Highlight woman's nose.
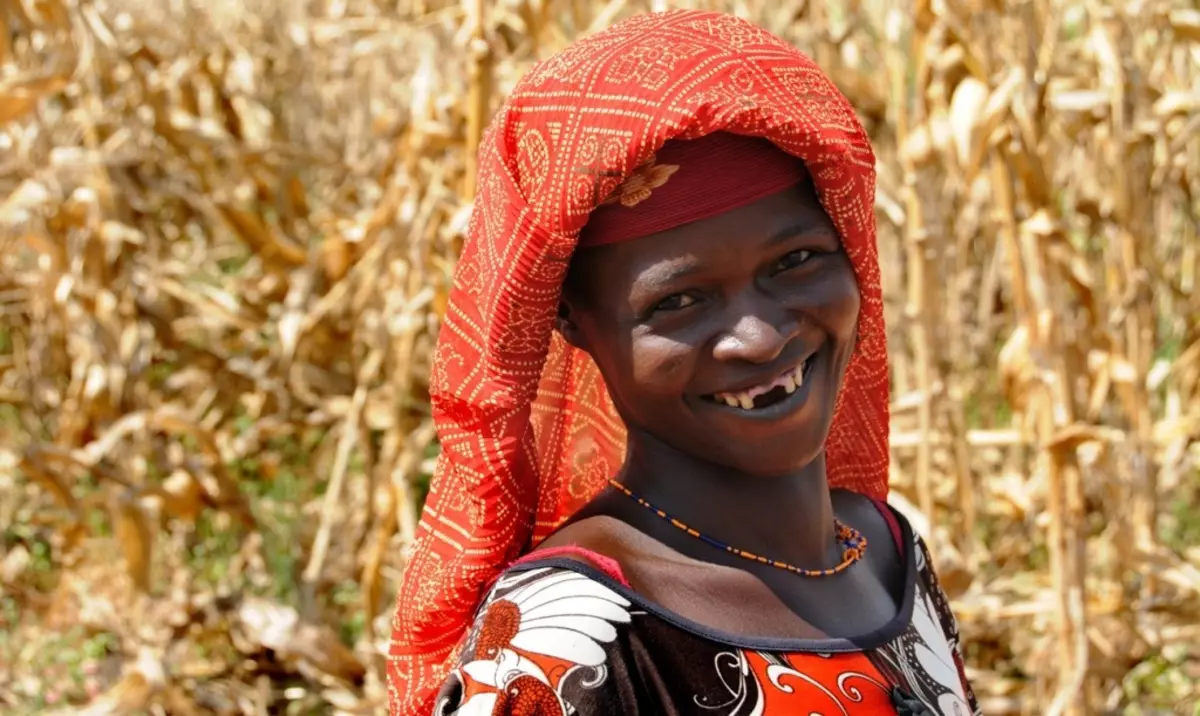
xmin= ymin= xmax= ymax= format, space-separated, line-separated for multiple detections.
xmin=711 ymin=300 xmax=800 ymax=364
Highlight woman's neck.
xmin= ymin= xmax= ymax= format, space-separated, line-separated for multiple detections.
xmin=616 ymin=429 xmax=838 ymax=570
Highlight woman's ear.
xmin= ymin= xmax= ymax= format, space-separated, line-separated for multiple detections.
xmin=557 ymin=298 xmax=587 ymax=351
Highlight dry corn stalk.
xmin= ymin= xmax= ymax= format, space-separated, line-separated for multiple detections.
xmin=1 ymin=0 xmax=1197 ymax=713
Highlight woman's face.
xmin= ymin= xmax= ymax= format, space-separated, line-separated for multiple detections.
xmin=561 ymin=182 xmax=861 ymax=477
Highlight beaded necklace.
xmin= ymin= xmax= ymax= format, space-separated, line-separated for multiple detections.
xmin=607 ymin=479 xmax=868 ymax=577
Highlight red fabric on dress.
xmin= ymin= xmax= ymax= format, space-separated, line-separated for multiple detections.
xmin=872 ymin=498 xmax=904 ymax=560
xmin=387 ymin=10 xmax=890 ymax=715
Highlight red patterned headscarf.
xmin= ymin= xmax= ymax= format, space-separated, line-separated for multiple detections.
xmin=388 ymin=10 xmax=888 ymax=714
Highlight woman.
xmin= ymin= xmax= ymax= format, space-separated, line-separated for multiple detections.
xmin=389 ymin=10 xmax=978 ymax=715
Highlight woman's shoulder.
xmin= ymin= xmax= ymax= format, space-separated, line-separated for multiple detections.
xmin=435 ymin=562 xmax=635 ymax=715
xmin=530 ymin=513 xmax=654 ymax=569
xmin=476 ymin=560 xmax=635 ymax=627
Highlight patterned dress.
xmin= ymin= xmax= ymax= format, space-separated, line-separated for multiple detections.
xmin=432 ymin=509 xmax=980 ymax=715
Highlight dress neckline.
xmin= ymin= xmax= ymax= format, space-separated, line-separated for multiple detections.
xmin=506 ymin=506 xmax=920 ymax=653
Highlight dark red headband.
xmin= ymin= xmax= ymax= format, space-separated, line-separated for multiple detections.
xmin=579 ymin=132 xmax=810 ymax=247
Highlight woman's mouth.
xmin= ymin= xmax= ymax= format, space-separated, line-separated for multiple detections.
xmin=704 ymin=356 xmax=817 ymax=411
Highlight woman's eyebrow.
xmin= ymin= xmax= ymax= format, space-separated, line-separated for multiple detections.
xmin=765 ymin=219 xmax=836 ymax=246
xmin=634 ymin=258 xmax=702 ymax=288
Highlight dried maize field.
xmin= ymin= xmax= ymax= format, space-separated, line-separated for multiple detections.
xmin=1 ymin=0 xmax=1198 ymax=713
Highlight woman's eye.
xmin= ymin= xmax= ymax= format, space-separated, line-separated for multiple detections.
xmin=774 ymin=249 xmax=814 ymax=272
xmin=652 ymin=293 xmax=698 ymax=312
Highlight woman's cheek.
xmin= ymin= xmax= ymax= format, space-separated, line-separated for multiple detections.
xmin=789 ymin=269 xmax=860 ymax=336
xmin=631 ymin=336 xmax=693 ymax=392
xmin=830 ymin=283 xmax=861 ymax=334
xmin=836 ymin=277 xmax=862 ymax=335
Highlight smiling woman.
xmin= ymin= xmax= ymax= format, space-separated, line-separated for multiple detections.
xmin=388 ymin=10 xmax=979 ymax=716
xmin=560 ymin=145 xmax=860 ymax=478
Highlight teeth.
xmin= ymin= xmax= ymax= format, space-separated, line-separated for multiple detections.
xmin=712 ymin=358 xmax=810 ymax=410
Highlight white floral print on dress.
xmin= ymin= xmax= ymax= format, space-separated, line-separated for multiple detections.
xmin=446 ymin=568 xmax=632 ymax=716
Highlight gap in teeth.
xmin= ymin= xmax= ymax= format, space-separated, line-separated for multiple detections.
xmin=715 ymin=359 xmax=808 ymax=409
